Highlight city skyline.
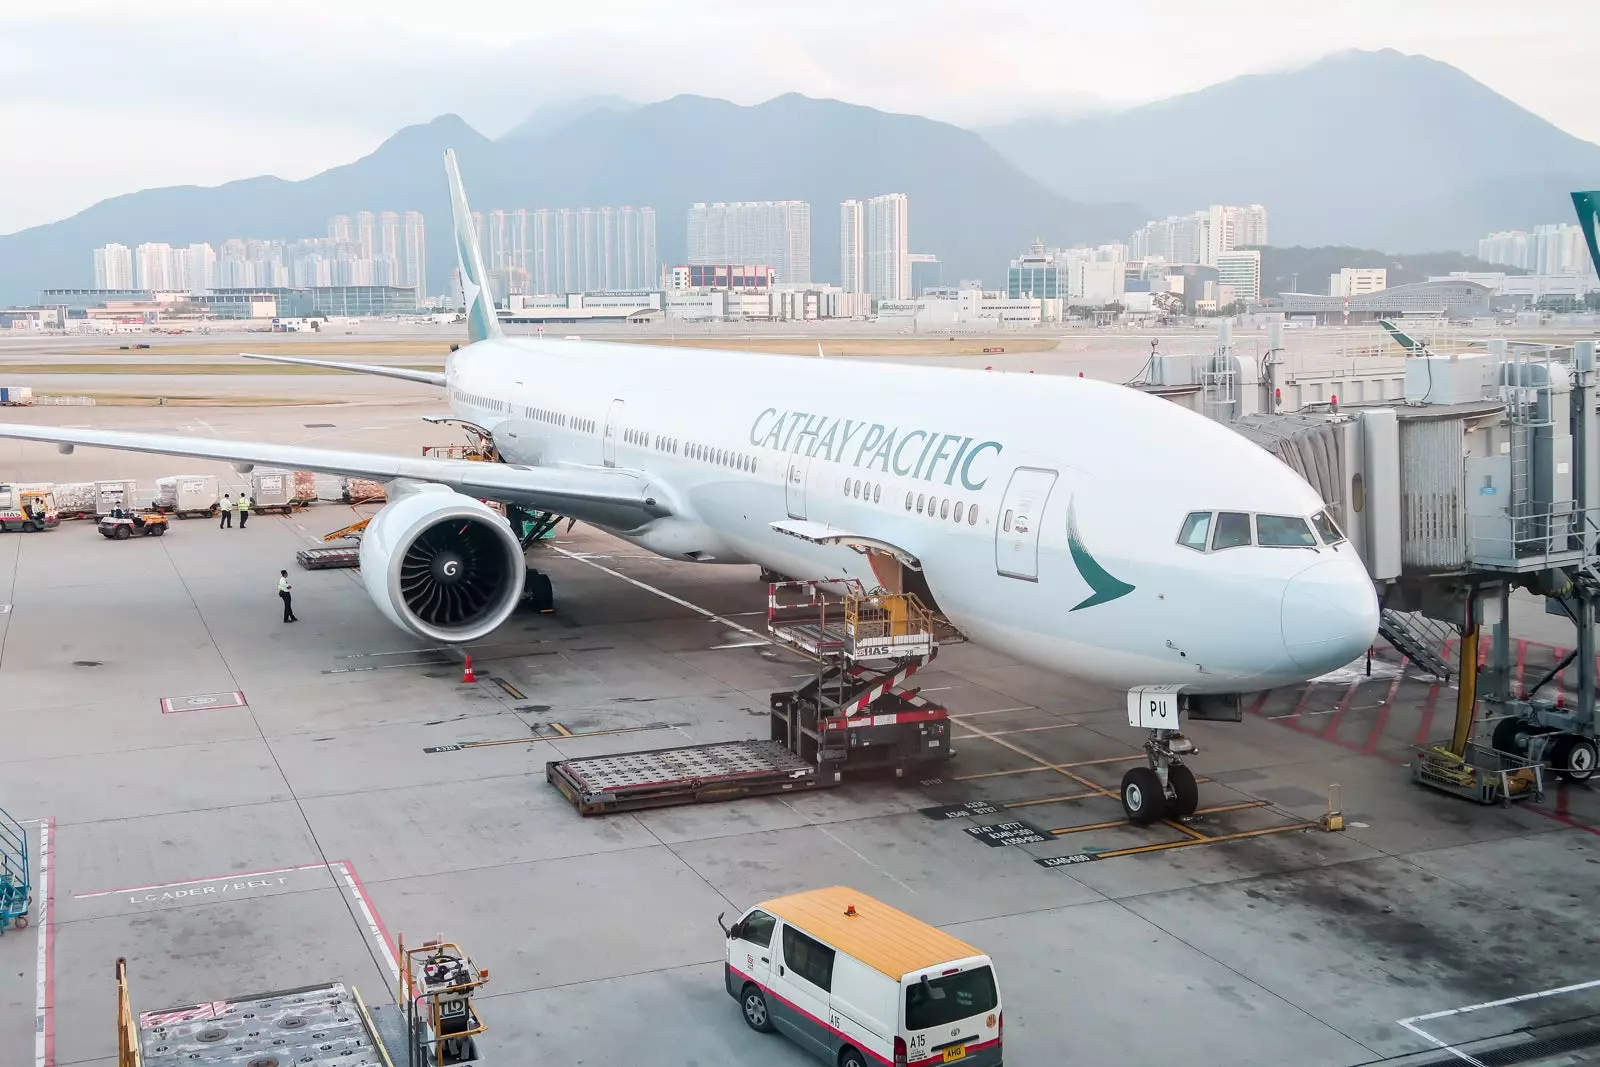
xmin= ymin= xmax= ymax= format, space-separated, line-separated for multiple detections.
xmin=474 ymin=205 xmax=658 ymax=296
xmin=687 ymin=202 xmax=811 ymax=286
xmin=91 ymin=209 xmax=427 ymax=296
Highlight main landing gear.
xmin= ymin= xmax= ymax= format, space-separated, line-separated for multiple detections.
xmin=1120 ymin=730 xmax=1200 ymax=825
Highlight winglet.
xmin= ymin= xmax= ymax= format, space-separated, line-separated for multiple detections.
xmin=443 ymin=149 xmax=502 ymax=345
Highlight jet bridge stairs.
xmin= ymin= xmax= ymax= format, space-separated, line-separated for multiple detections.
xmin=547 ymin=580 xmax=954 ymax=815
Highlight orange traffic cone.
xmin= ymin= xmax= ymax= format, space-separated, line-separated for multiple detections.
xmin=461 ymin=655 xmax=477 ymax=684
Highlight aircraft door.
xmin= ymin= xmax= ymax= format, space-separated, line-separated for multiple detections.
xmin=602 ymin=398 xmax=623 ymax=467
xmin=785 ymin=454 xmax=810 ymax=520
xmin=995 ymin=467 xmax=1058 ymax=581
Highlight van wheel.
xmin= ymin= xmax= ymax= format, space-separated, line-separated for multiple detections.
xmin=741 ymin=985 xmax=775 ymax=1033
xmin=840 ymin=1048 xmax=868 ymax=1067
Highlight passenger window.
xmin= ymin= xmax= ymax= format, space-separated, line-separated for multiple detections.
xmin=1256 ymin=514 xmax=1318 ymax=548
xmin=872 ymin=485 xmax=880 ymax=504
xmin=916 ymin=494 xmax=926 ymax=514
xmin=1212 ymin=512 xmax=1252 ymax=550
xmin=969 ymin=505 xmax=978 ymax=525
xmin=954 ymin=502 xmax=963 ymax=522
xmin=739 ymin=910 xmax=777 ymax=948
xmin=1002 ymin=509 xmax=1013 ymax=532
xmin=780 ymin=925 xmax=835 ymax=992
xmin=905 ymin=492 xmax=914 ymax=511
xmin=940 ymin=499 xmax=950 ymax=520
xmin=1311 ymin=509 xmax=1345 ymax=545
xmin=1177 ymin=512 xmax=1211 ymax=551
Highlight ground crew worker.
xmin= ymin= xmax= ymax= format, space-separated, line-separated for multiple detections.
xmin=278 ymin=569 xmax=298 ymax=623
xmin=220 ymin=493 xmax=233 ymax=528
xmin=237 ymin=491 xmax=250 ymax=529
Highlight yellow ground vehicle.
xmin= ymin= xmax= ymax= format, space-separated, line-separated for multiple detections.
xmin=98 ymin=510 xmax=168 ymax=539
xmin=0 ymin=484 xmax=59 ymax=531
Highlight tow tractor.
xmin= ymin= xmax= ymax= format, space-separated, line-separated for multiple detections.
xmin=98 ymin=509 xmax=168 ymax=539
xmin=548 ymin=579 xmax=952 ymax=815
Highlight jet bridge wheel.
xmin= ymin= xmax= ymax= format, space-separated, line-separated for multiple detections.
xmin=1553 ymin=735 xmax=1599 ymax=783
xmin=1120 ymin=767 xmax=1167 ymax=825
xmin=1167 ymin=763 xmax=1200 ymax=817
xmin=1491 ymin=717 xmax=1530 ymax=756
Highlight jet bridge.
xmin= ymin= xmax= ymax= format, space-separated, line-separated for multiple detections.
xmin=546 ymin=580 xmax=952 ymax=815
xmin=1227 ymin=329 xmax=1600 ymax=803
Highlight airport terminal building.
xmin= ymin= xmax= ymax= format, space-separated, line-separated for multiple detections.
xmin=1266 ymin=278 xmax=1493 ymax=324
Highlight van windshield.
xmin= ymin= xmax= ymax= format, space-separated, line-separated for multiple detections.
xmin=905 ymin=966 xmax=998 ymax=1032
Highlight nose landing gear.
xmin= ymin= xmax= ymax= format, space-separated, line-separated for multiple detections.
xmin=1120 ymin=729 xmax=1200 ymax=825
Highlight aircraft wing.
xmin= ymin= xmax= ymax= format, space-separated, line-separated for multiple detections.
xmin=241 ymin=352 xmax=447 ymax=387
xmin=0 ymin=423 xmax=669 ymax=524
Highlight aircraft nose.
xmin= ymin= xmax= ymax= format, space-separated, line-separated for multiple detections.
xmin=1280 ymin=558 xmax=1380 ymax=673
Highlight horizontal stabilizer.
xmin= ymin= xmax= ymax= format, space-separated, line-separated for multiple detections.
xmin=241 ymin=352 xmax=446 ymax=387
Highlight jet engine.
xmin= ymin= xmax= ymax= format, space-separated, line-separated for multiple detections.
xmin=358 ymin=484 xmax=525 ymax=643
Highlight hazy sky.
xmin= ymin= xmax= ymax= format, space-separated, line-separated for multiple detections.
xmin=2 ymin=0 xmax=1595 ymax=234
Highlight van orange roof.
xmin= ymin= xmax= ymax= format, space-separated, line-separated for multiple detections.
xmin=759 ymin=886 xmax=984 ymax=980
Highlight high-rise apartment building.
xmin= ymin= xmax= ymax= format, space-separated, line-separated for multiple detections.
xmin=473 ymin=205 xmax=656 ymax=294
xmin=864 ymin=194 xmax=910 ymax=301
xmin=687 ymin=201 xmax=811 ymax=284
xmin=92 ymin=243 xmax=134 ymax=289
xmin=1478 ymin=224 xmax=1596 ymax=276
xmin=840 ymin=200 xmax=865 ymax=295
xmin=1130 ymin=204 xmax=1267 ymax=266
xmin=1216 ymin=250 xmax=1262 ymax=304
xmin=402 ymin=211 xmax=427 ymax=297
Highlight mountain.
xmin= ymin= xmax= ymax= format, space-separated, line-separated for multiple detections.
xmin=500 ymin=95 xmax=636 ymax=141
xmin=981 ymin=49 xmax=1600 ymax=253
xmin=0 ymin=95 xmax=1143 ymax=306
xmin=1250 ymin=246 xmax=1524 ymax=298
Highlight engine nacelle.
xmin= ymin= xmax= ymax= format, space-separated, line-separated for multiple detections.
xmin=359 ymin=485 xmax=525 ymax=643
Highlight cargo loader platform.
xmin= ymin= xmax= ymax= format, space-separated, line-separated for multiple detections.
xmin=548 ymin=580 xmax=953 ymax=816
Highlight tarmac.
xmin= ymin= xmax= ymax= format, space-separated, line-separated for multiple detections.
xmin=1 ymin=358 xmax=1600 ymax=1065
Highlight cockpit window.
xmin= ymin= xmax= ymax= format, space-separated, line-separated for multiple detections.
xmin=1211 ymin=512 xmax=1252 ymax=550
xmin=1177 ymin=512 xmax=1212 ymax=551
xmin=1256 ymin=514 xmax=1318 ymax=548
xmin=1311 ymin=509 xmax=1345 ymax=546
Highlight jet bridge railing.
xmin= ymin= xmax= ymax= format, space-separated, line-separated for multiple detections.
xmin=1467 ymin=505 xmax=1600 ymax=572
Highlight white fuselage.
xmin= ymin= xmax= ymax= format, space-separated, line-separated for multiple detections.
xmin=446 ymin=334 xmax=1379 ymax=695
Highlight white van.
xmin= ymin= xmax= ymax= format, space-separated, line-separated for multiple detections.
xmin=722 ymin=886 xmax=1002 ymax=1066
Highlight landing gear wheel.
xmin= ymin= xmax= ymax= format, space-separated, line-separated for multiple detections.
xmin=1121 ymin=767 xmax=1168 ymax=825
xmin=1561 ymin=736 xmax=1598 ymax=783
xmin=1491 ymin=717 xmax=1527 ymax=755
xmin=1167 ymin=763 xmax=1200 ymax=817
xmin=741 ymin=985 xmax=775 ymax=1033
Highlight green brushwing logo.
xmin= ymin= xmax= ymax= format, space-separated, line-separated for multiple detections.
xmin=1067 ymin=497 xmax=1135 ymax=611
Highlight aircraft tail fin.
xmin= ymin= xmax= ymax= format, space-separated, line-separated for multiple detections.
xmin=1377 ymin=319 xmax=1423 ymax=355
xmin=1573 ymin=191 xmax=1600 ymax=279
xmin=443 ymin=149 xmax=503 ymax=345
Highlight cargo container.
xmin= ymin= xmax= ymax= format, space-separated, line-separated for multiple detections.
xmin=53 ymin=482 xmax=97 ymax=518
xmin=0 ymin=386 xmax=35 ymax=406
xmin=291 ymin=470 xmax=318 ymax=504
xmin=94 ymin=479 xmax=140 ymax=516
xmin=155 ymin=474 xmax=220 ymax=518
xmin=340 ymin=477 xmax=387 ymax=504
xmin=250 ymin=468 xmax=294 ymax=514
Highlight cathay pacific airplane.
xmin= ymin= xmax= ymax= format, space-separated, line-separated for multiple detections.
xmin=0 ymin=152 xmax=1378 ymax=815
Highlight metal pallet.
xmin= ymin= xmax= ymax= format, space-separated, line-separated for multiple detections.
xmin=547 ymin=739 xmax=826 ymax=815
xmin=296 ymin=545 xmax=360 ymax=570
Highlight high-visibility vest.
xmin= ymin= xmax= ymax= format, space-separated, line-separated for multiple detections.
xmin=237 ymin=496 xmax=250 ymax=511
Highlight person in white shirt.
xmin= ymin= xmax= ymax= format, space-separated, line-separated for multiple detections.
xmin=278 ymin=569 xmax=298 ymax=623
